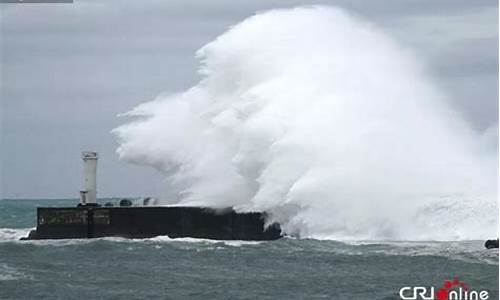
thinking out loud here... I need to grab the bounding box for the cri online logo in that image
[399,278,489,300]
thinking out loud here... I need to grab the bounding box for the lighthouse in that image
[80,151,98,205]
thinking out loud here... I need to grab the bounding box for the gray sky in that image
[1,0,498,199]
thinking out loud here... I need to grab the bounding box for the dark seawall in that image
[24,206,282,241]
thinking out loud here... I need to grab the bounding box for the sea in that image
[0,199,498,300]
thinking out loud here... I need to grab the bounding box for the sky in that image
[0,0,498,199]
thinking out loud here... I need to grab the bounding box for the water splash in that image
[113,6,497,240]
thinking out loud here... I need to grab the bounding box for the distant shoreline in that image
[0,197,139,201]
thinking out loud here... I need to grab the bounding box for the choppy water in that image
[0,199,498,300]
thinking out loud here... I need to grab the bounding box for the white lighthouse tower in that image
[80,151,98,205]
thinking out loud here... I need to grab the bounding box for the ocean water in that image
[0,199,498,300]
